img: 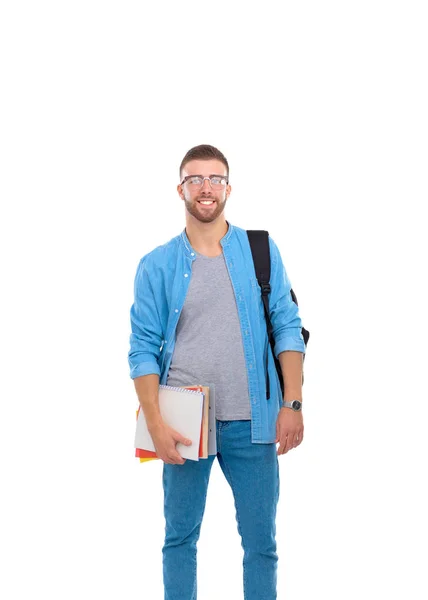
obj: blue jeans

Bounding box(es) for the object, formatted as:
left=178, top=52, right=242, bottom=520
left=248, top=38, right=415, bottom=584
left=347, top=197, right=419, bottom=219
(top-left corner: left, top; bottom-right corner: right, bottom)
left=162, top=419, right=280, bottom=600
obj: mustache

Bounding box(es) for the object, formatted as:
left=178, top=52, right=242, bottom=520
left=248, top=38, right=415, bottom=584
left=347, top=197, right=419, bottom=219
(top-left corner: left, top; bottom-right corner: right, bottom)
left=197, top=194, right=216, bottom=200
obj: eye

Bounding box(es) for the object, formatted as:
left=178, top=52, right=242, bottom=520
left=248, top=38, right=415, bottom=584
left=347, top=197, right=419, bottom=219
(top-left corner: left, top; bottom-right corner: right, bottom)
left=189, top=176, right=202, bottom=185
left=211, top=176, right=223, bottom=185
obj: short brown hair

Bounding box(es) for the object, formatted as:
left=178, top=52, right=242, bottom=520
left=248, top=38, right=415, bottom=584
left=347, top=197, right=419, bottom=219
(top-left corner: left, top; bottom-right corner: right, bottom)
left=179, top=144, right=229, bottom=180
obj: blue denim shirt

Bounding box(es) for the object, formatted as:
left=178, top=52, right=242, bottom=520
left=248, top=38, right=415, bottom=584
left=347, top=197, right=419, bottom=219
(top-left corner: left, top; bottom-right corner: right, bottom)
left=128, top=221, right=305, bottom=443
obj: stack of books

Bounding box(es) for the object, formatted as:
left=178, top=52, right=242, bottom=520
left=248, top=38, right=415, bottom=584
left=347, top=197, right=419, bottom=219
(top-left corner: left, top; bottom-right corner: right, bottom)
left=134, top=384, right=217, bottom=463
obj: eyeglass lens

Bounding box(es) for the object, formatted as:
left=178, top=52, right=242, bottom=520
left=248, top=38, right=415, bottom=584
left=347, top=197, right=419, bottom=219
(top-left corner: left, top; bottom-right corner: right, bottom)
left=185, top=176, right=227, bottom=189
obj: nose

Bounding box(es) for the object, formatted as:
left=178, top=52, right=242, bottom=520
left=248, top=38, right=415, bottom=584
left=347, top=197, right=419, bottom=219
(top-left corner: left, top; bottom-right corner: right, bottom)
left=201, top=177, right=212, bottom=192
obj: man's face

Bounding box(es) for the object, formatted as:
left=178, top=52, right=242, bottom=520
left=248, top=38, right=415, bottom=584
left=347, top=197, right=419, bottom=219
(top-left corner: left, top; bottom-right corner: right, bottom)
left=178, top=159, right=231, bottom=224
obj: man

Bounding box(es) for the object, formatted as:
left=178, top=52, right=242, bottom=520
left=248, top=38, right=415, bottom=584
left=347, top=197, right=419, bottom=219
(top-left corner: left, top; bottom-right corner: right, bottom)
left=128, top=144, right=306, bottom=600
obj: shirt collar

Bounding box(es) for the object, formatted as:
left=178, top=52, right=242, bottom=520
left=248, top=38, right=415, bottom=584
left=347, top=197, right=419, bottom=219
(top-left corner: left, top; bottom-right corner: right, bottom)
left=180, top=220, right=234, bottom=258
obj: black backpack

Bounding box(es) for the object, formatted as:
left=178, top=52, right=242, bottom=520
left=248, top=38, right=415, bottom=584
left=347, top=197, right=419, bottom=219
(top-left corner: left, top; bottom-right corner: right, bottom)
left=247, top=230, right=310, bottom=400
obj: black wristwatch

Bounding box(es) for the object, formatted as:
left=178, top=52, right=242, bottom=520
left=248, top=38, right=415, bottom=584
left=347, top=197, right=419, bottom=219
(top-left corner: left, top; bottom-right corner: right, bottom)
left=281, top=400, right=302, bottom=411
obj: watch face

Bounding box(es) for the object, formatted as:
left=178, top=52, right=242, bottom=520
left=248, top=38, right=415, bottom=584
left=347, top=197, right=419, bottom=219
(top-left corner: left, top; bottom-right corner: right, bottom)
left=292, top=400, right=302, bottom=410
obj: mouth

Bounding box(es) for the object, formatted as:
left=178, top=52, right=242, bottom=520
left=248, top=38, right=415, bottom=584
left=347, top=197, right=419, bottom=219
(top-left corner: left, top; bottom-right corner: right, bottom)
left=197, top=199, right=216, bottom=206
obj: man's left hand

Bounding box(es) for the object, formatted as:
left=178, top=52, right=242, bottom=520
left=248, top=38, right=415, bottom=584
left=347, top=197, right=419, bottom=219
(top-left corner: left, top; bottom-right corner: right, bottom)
left=275, top=408, right=304, bottom=455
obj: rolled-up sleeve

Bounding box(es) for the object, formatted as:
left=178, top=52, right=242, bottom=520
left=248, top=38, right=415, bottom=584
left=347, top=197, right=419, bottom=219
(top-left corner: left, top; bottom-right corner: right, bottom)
left=268, top=237, right=306, bottom=357
left=128, top=257, right=163, bottom=379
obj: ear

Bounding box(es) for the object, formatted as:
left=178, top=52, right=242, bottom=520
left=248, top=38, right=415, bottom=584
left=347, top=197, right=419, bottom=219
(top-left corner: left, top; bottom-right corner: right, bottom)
left=177, top=183, right=184, bottom=200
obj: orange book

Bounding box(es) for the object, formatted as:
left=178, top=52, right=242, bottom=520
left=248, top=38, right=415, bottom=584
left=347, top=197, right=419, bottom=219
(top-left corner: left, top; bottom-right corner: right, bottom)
left=135, top=447, right=158, bottom=458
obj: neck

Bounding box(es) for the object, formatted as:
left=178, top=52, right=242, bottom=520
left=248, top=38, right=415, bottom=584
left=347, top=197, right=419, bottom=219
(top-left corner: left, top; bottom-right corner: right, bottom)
left=184, top=216, right=229, bottom=254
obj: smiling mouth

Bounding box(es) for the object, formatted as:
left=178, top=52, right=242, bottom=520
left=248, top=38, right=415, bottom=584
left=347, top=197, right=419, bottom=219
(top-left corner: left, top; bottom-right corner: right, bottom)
left=198, top=199, right=216, bottom=205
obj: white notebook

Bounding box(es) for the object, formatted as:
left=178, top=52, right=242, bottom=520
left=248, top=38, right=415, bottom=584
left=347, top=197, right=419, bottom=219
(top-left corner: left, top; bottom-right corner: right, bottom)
left=134, top=385, right=204, bottom=461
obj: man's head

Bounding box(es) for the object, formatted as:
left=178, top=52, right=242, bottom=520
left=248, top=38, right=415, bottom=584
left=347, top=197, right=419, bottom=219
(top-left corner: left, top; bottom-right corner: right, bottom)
left=177, top=144, right=232, bottom=224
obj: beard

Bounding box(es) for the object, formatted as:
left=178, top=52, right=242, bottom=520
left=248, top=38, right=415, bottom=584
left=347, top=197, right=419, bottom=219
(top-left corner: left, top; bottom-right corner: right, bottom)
left=183, top=191, right=227, bottom=223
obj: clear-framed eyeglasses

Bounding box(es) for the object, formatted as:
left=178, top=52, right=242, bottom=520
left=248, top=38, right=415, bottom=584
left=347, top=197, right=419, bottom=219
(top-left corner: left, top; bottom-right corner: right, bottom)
left=180, top=174, right=229, bottom=190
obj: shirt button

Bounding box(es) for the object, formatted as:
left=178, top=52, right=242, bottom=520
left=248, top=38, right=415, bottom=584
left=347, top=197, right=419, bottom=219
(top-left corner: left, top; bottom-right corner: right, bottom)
left=184, top=273, right=189, bottom=278
left=191, top=253, right=195, bottom=256
left=175, top=309, right=179, bottom=313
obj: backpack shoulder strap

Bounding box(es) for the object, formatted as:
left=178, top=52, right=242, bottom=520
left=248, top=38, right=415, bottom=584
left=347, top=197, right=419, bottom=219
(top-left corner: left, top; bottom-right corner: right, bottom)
left=246, top=230, right=271, bottom=291
left=247, top=230, right=278, bottom=399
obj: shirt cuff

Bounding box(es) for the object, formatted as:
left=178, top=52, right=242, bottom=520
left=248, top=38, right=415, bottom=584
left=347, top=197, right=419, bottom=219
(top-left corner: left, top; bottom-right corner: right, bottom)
left=274, top=335, right=306, bottom=358
left=130, top=361, right=161, bottom=379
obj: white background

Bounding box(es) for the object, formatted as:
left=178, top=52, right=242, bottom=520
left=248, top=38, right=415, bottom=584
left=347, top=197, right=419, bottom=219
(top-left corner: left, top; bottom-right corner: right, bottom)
left=1, top=1, right=427, bottom=598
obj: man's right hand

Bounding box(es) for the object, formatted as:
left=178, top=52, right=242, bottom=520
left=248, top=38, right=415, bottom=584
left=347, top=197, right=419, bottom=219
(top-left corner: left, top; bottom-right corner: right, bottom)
left=149, top=422, right=192, bottom=465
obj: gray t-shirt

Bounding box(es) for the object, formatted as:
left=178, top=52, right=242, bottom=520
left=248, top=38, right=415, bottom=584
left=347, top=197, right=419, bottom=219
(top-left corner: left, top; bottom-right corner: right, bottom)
left=166, top=250, right=251, bottom=420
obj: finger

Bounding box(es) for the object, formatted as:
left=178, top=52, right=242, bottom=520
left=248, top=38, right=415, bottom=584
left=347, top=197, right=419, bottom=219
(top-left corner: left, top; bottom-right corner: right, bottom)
left=168, top=452, right=184, bottom=465
left=277, top=435, right=287, bottom=455
left=289, top=432, right=298, bottom=448
left=284, top=432, right=295, bottom=453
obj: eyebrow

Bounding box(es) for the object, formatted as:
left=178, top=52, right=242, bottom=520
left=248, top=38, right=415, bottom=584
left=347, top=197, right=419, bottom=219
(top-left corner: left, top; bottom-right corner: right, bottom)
left=186, top=174, right=226, bottom=178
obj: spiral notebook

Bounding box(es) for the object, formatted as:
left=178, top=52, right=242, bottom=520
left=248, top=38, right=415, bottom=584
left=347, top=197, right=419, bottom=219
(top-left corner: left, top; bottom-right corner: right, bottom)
left=134, top=385, right=205, bottom=462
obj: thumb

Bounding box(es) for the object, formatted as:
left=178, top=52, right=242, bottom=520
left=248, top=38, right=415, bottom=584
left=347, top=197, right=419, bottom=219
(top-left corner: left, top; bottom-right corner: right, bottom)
left=173, top=430, right=192, bottom=445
